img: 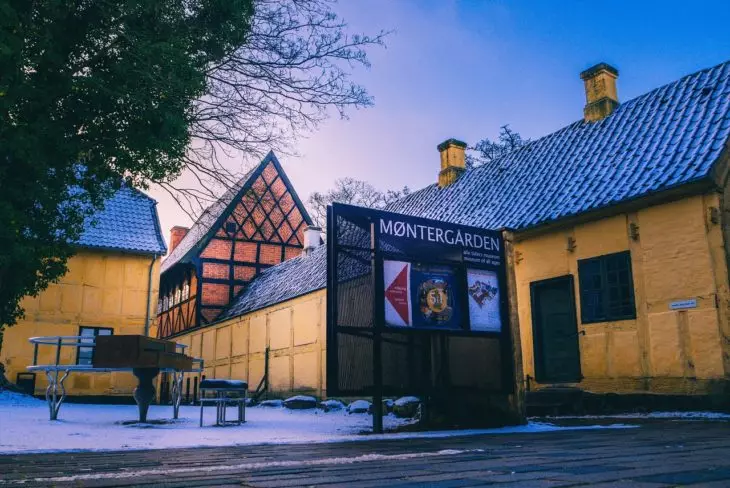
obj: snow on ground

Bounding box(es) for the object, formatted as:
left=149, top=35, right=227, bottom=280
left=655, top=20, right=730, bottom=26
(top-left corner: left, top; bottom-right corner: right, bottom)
left=0, top=392, right=635, bottom=454
left=0, top=390, right=43, bottom=406
left=538, top=411, right=730, bottom=420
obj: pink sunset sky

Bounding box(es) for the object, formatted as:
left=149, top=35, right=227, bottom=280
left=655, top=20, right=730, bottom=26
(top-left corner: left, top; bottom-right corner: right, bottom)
left=149, top=0, right=730, bottom=248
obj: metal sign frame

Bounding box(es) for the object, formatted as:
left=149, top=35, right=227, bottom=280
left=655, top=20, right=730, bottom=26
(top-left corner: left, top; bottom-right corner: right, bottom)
left=327, top=203, right=514, bottom=431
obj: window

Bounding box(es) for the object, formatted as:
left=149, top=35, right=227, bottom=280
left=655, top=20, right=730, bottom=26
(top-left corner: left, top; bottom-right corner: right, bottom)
left=163, top=296, right=169, bottom=311
left=578, top=251, right=636, bottom=323
left=182, top=281, right=190, bottom=301
left=174, top=287, right=182, bottom=305
left=157, top=299, right=162, bottom=314
left=77, top=327, right=113, bottom=365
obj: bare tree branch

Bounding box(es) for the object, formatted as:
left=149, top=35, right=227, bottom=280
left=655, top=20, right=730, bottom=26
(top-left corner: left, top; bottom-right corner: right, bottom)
left=467, top=125, right=529, bottom=169
left=308, top=177, right=410, bottom=231
left=155, top=0, right=388, bottom=219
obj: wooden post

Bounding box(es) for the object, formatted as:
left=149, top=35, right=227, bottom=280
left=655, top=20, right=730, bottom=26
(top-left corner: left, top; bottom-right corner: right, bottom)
left=371, top=221, right=384, bottom=434
left=503, top=230, right=526, bottom=423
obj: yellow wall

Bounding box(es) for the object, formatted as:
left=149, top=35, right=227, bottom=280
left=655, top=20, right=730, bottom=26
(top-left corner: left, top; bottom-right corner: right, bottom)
left=514, top=193, right=730, bottom=394
left=0, top=249, right=161, bottom=396
left=170, top=193, right=730, bottom=400
left=174, top=290, right=327, bottom=397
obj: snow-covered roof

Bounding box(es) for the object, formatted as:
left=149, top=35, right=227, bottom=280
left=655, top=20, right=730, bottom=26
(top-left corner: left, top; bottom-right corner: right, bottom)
left=77, top=186, right=167, bottom=255
left=221, top=60, right=730, bottom=320
left=388, top=60, right=730, bottom=230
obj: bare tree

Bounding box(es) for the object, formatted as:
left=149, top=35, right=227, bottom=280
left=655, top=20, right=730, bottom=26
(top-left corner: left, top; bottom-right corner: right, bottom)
left=155, top=0, right=388, bottom=218
left=467, top=125, right=528, bottom=169
left=308, top=177, right=410, bottom=229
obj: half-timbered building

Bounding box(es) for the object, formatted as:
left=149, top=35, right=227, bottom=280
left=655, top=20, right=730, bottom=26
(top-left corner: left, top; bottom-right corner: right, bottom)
left=168, top=60, right=730, bottom=412
left=156, top=152, right=314, bottom=338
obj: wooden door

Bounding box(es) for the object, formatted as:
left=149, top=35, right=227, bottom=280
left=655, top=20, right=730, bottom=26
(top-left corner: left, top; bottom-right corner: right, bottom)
left=530, top=276, right=582, bottom=383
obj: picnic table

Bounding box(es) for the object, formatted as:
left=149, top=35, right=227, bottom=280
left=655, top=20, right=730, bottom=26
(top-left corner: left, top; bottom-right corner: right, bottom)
left=27, top=335, right=203, bottom=422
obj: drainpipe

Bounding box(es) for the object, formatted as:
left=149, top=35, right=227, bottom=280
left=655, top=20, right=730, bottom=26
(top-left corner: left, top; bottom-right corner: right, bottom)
left=144, top=254, right=158, bottom=337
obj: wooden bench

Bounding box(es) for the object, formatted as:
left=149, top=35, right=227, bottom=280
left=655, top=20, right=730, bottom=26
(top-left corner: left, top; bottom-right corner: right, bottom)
left=199, top=379, right=248, bottom=427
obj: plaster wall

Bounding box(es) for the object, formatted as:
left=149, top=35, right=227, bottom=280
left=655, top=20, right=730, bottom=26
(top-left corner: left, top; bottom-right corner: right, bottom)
left=173, top=290, right=327, bottom=398
left=514, top=194, right=729, bottom=394
left=1, top=250, right=161, bottom=396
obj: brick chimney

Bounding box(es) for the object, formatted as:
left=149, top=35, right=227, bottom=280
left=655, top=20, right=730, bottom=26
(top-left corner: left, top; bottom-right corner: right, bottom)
left=580, top=63, right=619, bottom=122
left=437, top=138, right=467, bottom=188
left=169, top=226, right=189, bottom=253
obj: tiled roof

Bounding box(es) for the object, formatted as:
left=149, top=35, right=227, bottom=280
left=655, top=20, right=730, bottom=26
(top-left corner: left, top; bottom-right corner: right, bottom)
left=78, top=187, right=167, bottom=255
left=221, top=245, right=327, bottom=318
left=388, top=60, right=730, bottom=230
left=220, top=60, right=730, bottom=320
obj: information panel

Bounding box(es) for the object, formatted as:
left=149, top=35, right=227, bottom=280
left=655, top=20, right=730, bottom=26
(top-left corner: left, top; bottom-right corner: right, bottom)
left=326, top=203, right=513, bottom=399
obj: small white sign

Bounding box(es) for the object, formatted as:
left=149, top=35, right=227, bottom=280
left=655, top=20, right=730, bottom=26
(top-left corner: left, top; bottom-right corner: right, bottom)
left=670, top=299, right=697, bottom=310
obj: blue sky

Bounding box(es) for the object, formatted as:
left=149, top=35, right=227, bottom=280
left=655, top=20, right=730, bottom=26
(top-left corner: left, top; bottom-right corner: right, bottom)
left=152, top=0, right=730, bottom=239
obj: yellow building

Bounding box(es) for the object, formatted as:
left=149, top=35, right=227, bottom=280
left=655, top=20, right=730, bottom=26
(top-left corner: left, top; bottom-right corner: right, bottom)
left=164, top=60, right=730, bottom=413
left=0, top=187, right=167, bottom=399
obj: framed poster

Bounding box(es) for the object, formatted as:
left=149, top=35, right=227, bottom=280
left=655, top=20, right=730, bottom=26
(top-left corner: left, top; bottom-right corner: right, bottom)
left=384, top=260, right=412, bottom=327
left=410, top=263, right=461, bottom=329
left=467, top=268, right=502, bottom=331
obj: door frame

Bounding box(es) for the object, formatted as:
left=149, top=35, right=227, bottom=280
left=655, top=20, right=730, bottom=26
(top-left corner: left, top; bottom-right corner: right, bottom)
left=530, top=275, right=582, bottom=384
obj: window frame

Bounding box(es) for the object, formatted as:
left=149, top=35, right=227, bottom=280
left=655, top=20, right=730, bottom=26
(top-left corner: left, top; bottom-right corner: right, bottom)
left=76, top=326, right=114, bottom=365
left=577, top=251, right=636, bottom=324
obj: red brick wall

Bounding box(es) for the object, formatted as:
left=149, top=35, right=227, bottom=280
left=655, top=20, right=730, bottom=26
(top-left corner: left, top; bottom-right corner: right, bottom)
left=234, top=265, right=255, bottom=281
left=259, top=243, right=282, bottom=265
left=285, top=247, right=302, bottom=260
left=234, top=242, right=257, bottom=262
left=195, top=161, right=308, bottom=323
left=203, top=262, right=229, bottom=280
left=201, top=282, right=230, bottom=306
left=200, top=238, right=232, bottom=259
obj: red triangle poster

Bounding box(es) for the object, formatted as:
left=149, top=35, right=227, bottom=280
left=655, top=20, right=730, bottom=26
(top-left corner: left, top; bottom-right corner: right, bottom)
left=384, top=260, right=411, bottom=327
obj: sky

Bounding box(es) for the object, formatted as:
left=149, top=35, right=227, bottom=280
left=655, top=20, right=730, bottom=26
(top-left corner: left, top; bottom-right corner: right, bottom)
left=149, top=0, right=730, bottom=246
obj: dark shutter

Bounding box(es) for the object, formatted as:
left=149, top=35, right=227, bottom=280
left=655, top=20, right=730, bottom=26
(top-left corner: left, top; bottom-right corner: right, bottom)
left=578, top=251, right=636, bottom=324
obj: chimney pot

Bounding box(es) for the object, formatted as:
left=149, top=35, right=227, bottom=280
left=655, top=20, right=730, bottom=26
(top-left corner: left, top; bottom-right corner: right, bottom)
left=169, top=226, right=189, bottom=253
left=437, top=138, right=467, bottom=188
left=302, top=225, right=322, bottom=256
left=580, top=62, right=619, bottom=122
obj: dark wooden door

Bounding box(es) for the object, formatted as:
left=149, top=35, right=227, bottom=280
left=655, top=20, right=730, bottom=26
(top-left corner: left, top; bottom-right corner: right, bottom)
left=531, top=276, right=582, bottom=383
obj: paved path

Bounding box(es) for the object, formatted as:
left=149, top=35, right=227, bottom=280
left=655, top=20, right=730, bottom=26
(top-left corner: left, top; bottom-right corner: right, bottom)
left=2, top=420, right=730, bottom=487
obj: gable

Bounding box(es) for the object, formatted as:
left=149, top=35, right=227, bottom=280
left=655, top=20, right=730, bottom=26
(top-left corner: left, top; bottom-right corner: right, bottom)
left=160, top=152, right=312, bottom=275
left=207, top=160, right=308, bottom=249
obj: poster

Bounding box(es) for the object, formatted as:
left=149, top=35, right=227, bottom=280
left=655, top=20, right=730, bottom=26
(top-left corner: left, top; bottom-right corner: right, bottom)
left=467, top=269, right=501, bottom=331
left=410, top=263, right=461, bottom=329
left=384, top=260, right=411, bottom=327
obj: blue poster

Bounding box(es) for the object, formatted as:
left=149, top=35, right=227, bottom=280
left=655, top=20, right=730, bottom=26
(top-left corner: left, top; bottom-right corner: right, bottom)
left=409, top=263, right=461, bottom=329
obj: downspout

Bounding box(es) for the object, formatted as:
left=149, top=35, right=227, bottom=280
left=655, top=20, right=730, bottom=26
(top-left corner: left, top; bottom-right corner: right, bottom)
left=144, top=254, right=158, bottom=337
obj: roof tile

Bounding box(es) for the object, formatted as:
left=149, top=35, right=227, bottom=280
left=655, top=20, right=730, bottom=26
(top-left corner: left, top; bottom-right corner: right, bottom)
left=78, top=187, right=167, bottom=255
left=223, top=60, right=730, bottom=320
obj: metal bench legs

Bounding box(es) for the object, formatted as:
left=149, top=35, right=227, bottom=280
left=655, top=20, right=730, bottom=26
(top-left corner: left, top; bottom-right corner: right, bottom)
left=199, top=390, right=246, bottom=427
left=44, top=369, right=70, bottom=420
left=170, top=371, right=183, bottom=420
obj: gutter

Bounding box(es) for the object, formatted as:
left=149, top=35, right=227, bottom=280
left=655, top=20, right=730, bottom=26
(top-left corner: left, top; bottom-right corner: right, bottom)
left=144, top=254, right=158, bottom=337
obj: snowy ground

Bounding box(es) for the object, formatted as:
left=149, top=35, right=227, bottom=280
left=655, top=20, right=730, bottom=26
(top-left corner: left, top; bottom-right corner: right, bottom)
left=536, top=411, right=730, bottom=420
left=0, top=391, right=639, bottom=454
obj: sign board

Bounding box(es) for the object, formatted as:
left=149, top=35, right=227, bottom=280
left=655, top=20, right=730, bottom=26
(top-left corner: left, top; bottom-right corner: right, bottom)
left=326, top=203, right=513, bottom=403
left=670, top=299, right=698, bottom=310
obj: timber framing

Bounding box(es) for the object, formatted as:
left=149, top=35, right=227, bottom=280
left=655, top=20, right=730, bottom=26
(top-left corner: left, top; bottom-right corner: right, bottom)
left=156, top=152, right=314, bottom=338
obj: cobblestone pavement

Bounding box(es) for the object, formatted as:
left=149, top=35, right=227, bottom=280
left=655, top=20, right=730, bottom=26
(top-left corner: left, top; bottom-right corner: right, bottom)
left=2, top=420, right=730, bottom=487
